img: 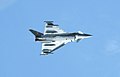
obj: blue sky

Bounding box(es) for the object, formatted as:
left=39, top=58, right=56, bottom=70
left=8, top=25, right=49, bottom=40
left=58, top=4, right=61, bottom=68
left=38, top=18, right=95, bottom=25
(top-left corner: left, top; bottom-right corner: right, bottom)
left=0, top=0, right=120, bottom=77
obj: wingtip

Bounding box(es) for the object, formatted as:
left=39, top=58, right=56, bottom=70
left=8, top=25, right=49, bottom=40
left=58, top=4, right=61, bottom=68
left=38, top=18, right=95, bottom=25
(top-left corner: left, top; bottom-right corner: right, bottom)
left=44, top=21, right=54, bottom=23
left=44, top=21, right=54, bottom=25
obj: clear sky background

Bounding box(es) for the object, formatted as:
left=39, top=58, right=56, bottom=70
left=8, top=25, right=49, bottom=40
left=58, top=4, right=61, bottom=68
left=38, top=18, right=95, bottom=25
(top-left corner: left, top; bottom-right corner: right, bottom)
left=0, top=0, right=120, bottom=77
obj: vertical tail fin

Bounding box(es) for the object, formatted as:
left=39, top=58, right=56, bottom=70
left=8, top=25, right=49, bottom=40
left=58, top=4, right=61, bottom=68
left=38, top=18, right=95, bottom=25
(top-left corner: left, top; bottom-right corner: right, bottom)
left=29, top=29, right=43, bottom=37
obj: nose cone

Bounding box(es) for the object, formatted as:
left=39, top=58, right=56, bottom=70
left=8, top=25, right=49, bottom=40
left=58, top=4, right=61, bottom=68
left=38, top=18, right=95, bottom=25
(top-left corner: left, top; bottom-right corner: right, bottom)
left=82, top=34, right=92, bottom=38
left=84, top=34, right=92, bottom=36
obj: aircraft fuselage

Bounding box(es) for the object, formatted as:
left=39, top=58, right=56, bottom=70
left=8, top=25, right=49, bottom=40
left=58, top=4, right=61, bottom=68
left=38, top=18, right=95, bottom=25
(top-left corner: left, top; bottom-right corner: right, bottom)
left=35, top=32, right=92, bottom=43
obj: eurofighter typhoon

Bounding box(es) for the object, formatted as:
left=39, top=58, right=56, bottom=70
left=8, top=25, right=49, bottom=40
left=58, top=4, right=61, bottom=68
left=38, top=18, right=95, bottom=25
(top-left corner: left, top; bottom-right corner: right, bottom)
left=29, top=21, right=92, bottom=55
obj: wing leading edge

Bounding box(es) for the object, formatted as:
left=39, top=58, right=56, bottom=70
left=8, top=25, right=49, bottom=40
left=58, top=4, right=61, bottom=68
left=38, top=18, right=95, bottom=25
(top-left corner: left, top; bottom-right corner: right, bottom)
left=44, top=21, right=66, bottom=34
left=41, top=40, right=71, bottom=55
left=41, top=41, right=64, bottom=55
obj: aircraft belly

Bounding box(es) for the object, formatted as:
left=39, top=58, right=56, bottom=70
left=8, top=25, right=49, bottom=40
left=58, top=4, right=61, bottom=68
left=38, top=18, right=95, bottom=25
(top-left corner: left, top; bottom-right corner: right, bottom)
left=52, top=36, right=75, bottom=41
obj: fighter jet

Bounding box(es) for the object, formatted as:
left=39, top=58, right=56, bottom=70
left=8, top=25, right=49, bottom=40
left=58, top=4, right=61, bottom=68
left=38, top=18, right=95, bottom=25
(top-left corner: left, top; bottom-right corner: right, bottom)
left=29, top=21, right=92, bottom=55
